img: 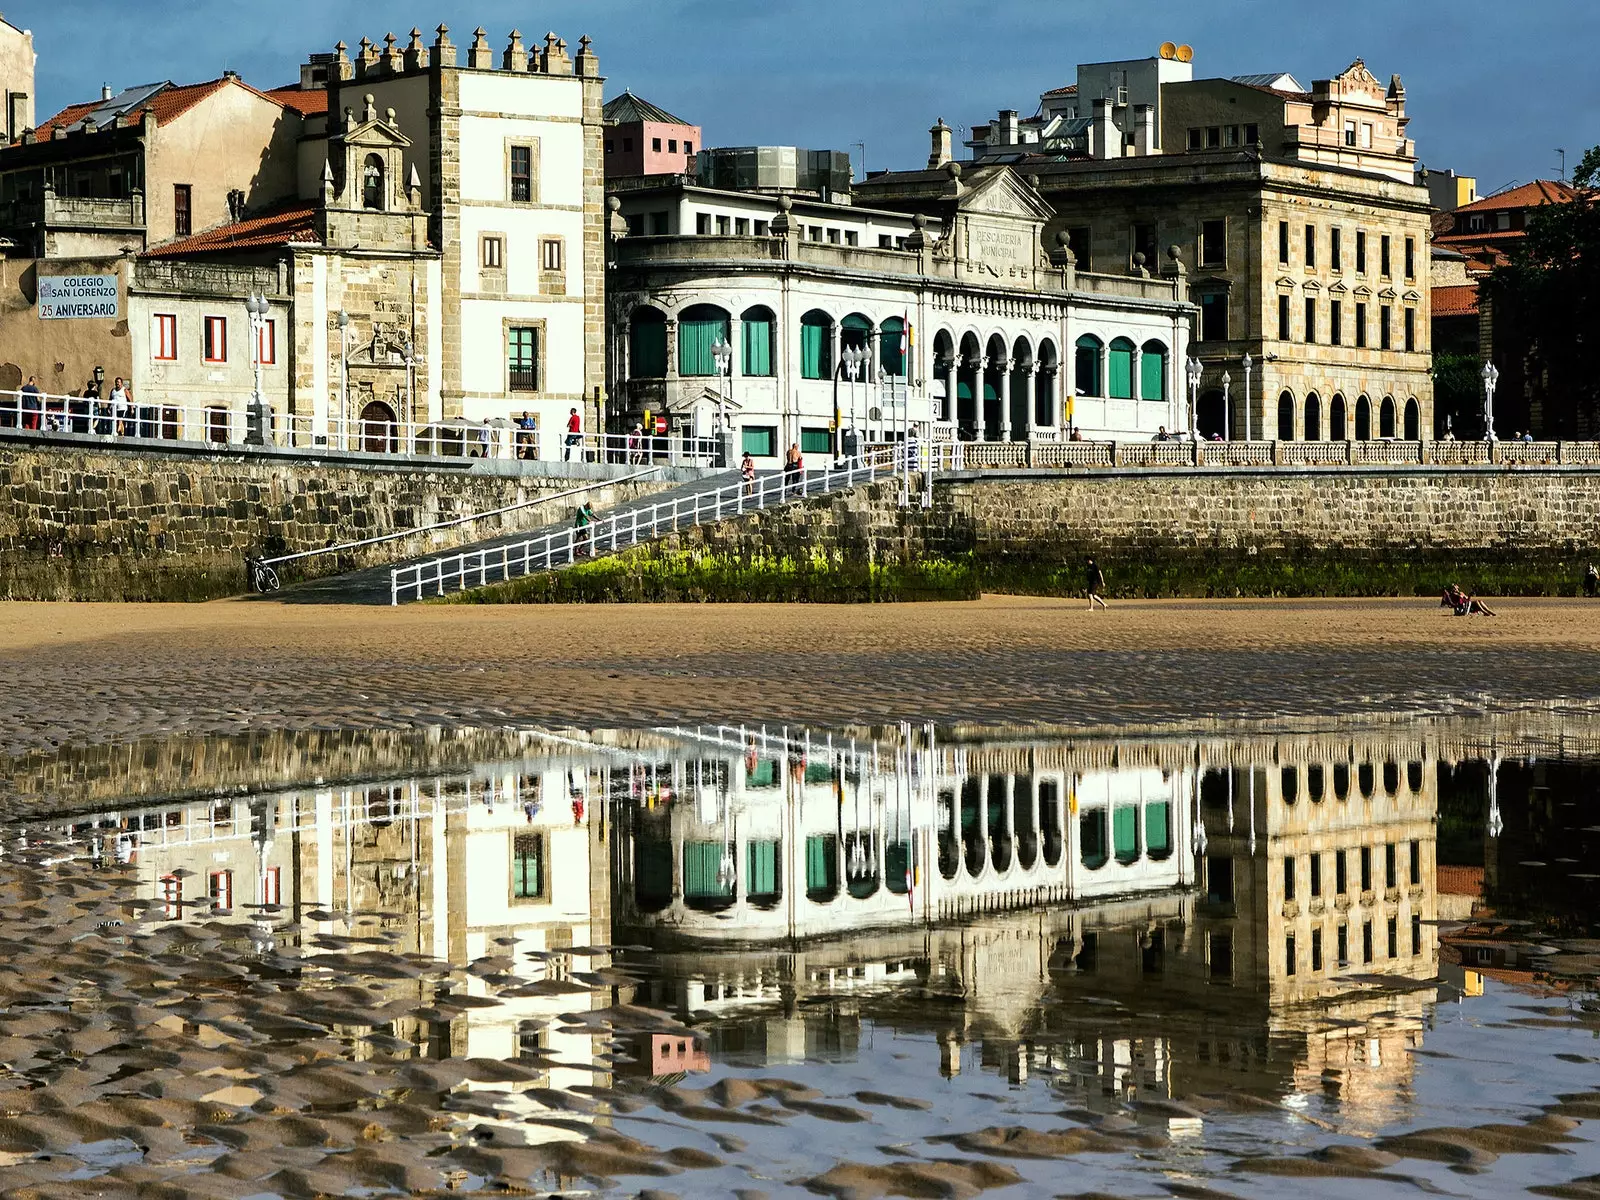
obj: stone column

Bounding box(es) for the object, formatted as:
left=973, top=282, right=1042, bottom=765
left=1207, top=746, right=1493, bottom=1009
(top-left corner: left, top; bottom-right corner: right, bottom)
left=1017, top=363, right=1035, bottom=440
left=996, top=359, right=1010, bottom=442
left=665, top=319, right=679, bottom=381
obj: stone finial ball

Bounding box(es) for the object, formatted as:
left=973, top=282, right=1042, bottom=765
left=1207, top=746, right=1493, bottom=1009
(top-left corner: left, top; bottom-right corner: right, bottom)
left=607, top=195, right=621, bottom=212
left=1167, top=244, right=1182, bottom=259
left=947, top=161, right=962, bottom=179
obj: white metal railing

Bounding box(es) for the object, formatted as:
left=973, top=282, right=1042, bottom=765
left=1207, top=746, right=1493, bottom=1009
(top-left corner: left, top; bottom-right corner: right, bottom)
left=389, top=442, right=961, bottom=605
left=0, top=389, right=719, bottom=467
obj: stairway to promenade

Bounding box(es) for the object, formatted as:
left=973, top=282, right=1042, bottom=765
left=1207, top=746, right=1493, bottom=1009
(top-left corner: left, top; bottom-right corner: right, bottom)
left=286, top=445, right=945, bottom=605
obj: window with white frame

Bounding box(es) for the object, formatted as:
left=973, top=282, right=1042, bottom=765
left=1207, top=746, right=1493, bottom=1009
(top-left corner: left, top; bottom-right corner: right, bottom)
left=262, top=866, right=282, bottom=906
left=540, top=237, right=564, bottom=272
left=203, top=316, right=227, bottom=363
left=482, top=234, right=504, bottom=269
left=257, top=319, right=276, bottom=367
left=152, top=313, right=177, bottom=361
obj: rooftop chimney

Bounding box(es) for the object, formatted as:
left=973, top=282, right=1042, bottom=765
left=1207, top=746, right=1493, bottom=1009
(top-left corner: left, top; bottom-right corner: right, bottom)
left=101, top=84, right=113, bottom=100
left=927, top=118, right=952, bottom=169
left=1090, top=97, right=1118, bottom=160
left=999, top=109, right=1019, bottom=147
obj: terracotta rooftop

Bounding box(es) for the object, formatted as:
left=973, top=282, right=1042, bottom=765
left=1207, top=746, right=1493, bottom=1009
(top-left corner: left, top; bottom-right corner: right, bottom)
left=267, top=85, right=329, bottom=116
left=1438, top=864, right=1485, bottom=896
left=28, top=76, right=299, bottom=143
left=141, top=202, right=320, bottom=259
left=1456, top=180, right=1576, bottom=213
left=1041, top=83, right=1078, bottom=98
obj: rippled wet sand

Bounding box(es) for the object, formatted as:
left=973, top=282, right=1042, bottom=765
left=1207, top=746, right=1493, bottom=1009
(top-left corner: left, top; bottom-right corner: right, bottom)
left=3, top=596, right=1600, bottom=754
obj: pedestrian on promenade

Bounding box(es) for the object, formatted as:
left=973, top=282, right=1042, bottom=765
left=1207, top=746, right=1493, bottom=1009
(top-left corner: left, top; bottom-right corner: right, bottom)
left=573, top=500, right=596, bottom=556
left=1584, top=563, right=1598, bottom=598
left=477, top=421, right=492, bottom=458
left=109, top=378, right=131, bottom=436
left=741, top=450, right=756, bottom=498
left=627, top=423, right=643, bottom=465
left=784, top=442, right=803, bottom=497
left=563, top=406, right=583, bottom=461
left=19, top=376, right=42, bottom=431
left=516, top=413, right=537, bottom=459
left=1086, top=557, right=1108, bottom=611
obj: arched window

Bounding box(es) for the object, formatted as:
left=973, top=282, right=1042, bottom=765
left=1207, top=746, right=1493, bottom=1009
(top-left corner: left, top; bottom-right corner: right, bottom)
left=1036, top=340, right=1059, bottom=427
left=1355, top=395, right=1372, bottom=440
left=933, top=330, right=955, bottom=422
left=1403, top=397, right=1420, bottom=440
left=677, top=304, right=730, bottom=377
left=1379, top=395, right=1396, bottom=438
left=362, top=154, right=385, bottom=210
left=841, top=312, right=872, bottom=353
left=1282, top=765, right=1298, bottom=804
left=806, top=834, right=839, bottom=901
left=741, top=305, right=775, bottom=377
left=1330, top=394, right=1347, bottom=440
left=1074, top=335, right=1103, bottom=397
left=800, top=310, right=833, bottom=380
left=1198, top=390, right=1225, bottom=439
left=683, top=840, right=735, bottom=911
left=1277, top=390, right=1295, bottom=441
left=1140, top=340, right=1168, bottom=401
left=629, top=308, right=667, bottom=378
left=879, top=316, right=905, bottom=377
left=1305, top=393, right=1321, bottom=441
left=1308, top=764, right=1326, bottom=802
left=1108, top=337, right=1136, bottom=400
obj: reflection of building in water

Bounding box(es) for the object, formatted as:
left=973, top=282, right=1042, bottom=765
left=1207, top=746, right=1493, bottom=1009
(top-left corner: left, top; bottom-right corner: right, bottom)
left=615, top=729, right=1445, bottom=1131
left=21, top=735, right=619, bottom=1138
left=612, top=727, right=1195, bottom=944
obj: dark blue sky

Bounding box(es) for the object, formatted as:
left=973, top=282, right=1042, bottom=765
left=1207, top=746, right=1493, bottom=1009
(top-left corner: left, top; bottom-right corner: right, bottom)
left=13, top=0, right=1596, bottom=193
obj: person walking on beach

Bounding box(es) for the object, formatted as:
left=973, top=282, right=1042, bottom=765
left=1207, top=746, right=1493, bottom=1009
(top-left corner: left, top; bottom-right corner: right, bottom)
left=1086, top=558, right=1108, bottom=611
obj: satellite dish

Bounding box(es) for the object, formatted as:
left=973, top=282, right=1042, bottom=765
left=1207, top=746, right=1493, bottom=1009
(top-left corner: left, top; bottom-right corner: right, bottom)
left=1159, top=42, right=1178, bottom=61
left=868, top=406, right=883, bottom=423
left=1176, top=44, right=1194, bottom=63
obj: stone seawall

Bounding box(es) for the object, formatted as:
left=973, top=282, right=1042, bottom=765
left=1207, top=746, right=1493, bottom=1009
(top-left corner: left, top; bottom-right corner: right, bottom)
left=568, top=466, right=1600, bottom=600
left=0, top=442, right=685, bottom=601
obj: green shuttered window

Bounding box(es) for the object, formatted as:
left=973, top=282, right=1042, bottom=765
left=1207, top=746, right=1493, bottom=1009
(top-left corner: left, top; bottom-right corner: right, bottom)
left=801, top=312, right=832, bottom=379
left=1108, top=338, right=1135, bottom=400
left=742, top=310, right=774, bottom=376
left=1140, top=341, right=1167, bottom=400
left=1113, top=805, right=1140, bottom=864
left=678, top=306, right=729, bottom=377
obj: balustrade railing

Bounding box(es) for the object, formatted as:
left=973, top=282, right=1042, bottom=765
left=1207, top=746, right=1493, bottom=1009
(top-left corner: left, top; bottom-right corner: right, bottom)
left=0, top=389, right=719, bottom=466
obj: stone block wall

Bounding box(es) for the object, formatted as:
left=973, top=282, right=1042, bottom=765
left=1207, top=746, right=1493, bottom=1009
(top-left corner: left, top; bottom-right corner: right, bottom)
left=0, top=443, right=679, bottom=601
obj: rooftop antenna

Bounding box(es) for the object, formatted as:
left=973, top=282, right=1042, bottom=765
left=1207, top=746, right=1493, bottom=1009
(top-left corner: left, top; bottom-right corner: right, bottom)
left=1556, top=148, right=1566, bottom=183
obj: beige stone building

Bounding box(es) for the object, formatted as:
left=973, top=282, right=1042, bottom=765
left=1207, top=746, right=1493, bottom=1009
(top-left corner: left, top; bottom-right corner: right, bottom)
left=0, top=12, right=32, bottom=143
left=863, top=51, right=1436, bottom=442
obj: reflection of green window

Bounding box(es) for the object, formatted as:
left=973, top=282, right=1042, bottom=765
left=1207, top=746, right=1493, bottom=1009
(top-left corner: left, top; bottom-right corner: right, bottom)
left=1108, top=338, right=1135, bottom=399
left=803, top=760, right=836, bottom=784
left=801, top=312, right=832, bottom=379
left=806, top=834, right=838, bottom=900
left=1113, top=805, right=1140, bottom=864
left=747, top=840, right=780, bottom=902
left=678, top=305, right=729, bottom=377
left=1146, top=802, right=1171, bottom=860
left=1080, top=809, right=1107, bottom=869
left=635, top=835, right=672, bottom=908
left=886, top=840, right=911, bottom=893
left=684, top=841, right=732, bottom=899
left=746, top=758, right=778, bottom=788
left=630, top=313, right=667, bottom=377
left=742, top=309, right=774, bottom=376
left=512, top=833, right=544, bottom=898
left=800, top=428, right=832, bottom=455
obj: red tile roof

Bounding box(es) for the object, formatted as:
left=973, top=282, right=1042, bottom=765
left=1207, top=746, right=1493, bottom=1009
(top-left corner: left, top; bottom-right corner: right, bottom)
left=1438, top=864, right=1485, bottom=896
left=142, top=202, right=320, bottom=258
left=1042, top=83, right=1078, bottom=98
left=28, top=76, right=303, bottom=143
left=1431, top=285, right=1479, bottom=317
left=1457, top=180, right=1576, bottom=214
left=267, top=85, right=329, bottom=116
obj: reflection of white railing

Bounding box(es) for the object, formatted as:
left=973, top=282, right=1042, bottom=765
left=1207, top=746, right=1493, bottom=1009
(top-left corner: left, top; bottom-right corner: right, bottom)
left=390, top=442, right=961, bottom=605
left=0, top=389, right=719, bottom=466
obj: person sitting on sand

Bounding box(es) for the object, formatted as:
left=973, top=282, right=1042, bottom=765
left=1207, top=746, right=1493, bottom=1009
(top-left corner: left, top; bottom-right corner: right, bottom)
left=1441, top=583, right=1495, bottom=617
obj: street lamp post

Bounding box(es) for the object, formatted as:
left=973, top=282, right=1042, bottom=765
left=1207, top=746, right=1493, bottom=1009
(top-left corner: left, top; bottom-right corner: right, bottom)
left=1221, top=370, right=1232, bottom=442
left=245, top=293, right=271, bottom=446
left=710, top=333, right=733, bottom=466
left=336, top=309, right=352, bottom=450
left=843, top=345, right=868, bottom=460
left=1184, top=356, right=1203, bottom=442
left=1481, top=360, right=1500, bottom=442
left=1241, top=353, right=1253, bottom=442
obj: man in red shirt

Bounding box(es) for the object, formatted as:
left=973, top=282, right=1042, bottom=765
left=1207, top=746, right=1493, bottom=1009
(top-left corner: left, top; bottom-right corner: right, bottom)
left=564, top=407, right=582, bottom=461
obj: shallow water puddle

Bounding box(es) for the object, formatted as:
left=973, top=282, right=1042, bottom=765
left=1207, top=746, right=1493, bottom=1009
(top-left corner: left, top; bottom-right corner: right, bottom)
left=0, top=719, right=1593, bottom=1197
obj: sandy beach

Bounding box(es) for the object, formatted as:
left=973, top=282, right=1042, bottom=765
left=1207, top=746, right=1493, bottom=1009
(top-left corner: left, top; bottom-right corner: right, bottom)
left=4, top=595, right=1600, bottom=753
